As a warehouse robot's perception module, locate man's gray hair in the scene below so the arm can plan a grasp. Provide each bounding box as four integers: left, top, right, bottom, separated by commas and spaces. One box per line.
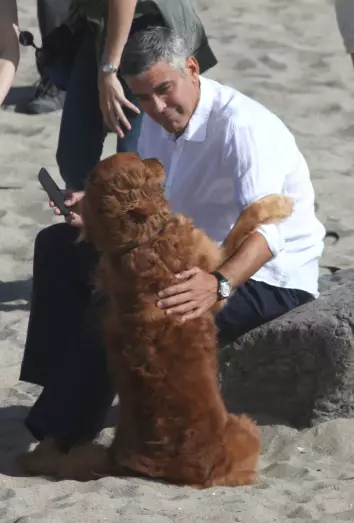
120, 26, 190, 77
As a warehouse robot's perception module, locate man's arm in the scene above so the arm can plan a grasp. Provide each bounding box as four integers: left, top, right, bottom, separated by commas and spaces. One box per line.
335, 0, 354, 66
218, 231, 272, 288
227, 114, 288, 269
157, 114, 292, 320
156, 231, 272, 322
0, 0, 19, 105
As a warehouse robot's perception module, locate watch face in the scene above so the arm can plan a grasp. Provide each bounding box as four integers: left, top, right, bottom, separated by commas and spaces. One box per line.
102, 64, 117, 73
219, 280, 232, 298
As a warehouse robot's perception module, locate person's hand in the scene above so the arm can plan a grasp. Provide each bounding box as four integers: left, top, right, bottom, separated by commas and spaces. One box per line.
98, 73, 140, 138
157, 267, 219, 322
49, 189, 85, 227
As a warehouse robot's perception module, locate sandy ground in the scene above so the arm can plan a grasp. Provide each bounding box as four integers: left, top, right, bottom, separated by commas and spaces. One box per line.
1, 0, 354, 521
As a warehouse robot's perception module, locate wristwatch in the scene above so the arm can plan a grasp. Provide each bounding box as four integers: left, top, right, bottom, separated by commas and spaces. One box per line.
101, 63, 119, 74
211, 271, 232, 301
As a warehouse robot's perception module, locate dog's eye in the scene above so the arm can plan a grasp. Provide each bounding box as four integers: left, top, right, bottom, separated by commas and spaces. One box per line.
126, 209, 146, 223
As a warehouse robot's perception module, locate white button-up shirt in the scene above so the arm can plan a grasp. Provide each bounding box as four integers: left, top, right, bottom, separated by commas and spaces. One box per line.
138, 76, 325, 297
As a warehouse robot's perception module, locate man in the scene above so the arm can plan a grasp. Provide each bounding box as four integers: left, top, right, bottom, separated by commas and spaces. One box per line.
20, 27, 325, 469
54, 0, 217, 195
335, 0, 354, 67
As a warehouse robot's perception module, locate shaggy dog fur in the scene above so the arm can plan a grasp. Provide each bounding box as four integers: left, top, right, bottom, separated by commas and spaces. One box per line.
21, 152, 293, 487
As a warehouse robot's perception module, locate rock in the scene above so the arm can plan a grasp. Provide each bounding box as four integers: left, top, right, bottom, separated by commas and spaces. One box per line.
220, 269, 354, 429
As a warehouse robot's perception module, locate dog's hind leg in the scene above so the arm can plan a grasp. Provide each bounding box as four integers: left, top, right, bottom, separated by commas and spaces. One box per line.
202, 414, 260, 488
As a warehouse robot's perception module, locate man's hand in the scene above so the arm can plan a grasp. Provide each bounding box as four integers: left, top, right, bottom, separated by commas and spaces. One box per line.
157, 267, 218, 322
98, 73, 140, 138
49, 189, 85, 228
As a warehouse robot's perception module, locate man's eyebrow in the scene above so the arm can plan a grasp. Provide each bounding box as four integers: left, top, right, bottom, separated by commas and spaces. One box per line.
155, 81, 171, 89
134, 81, 171, 98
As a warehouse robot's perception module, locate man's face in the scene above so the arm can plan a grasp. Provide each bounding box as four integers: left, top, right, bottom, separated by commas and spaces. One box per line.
126, 57, 200, 134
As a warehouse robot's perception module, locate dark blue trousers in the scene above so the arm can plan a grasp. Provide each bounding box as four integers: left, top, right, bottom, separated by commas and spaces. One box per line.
20, 223, 312, 448
56, 27, 143, 191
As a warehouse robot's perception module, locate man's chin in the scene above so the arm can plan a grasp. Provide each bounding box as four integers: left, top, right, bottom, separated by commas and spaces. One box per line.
159, 117, 185, 135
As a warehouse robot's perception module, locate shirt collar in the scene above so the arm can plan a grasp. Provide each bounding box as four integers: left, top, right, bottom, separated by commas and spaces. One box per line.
165, 76, 216, 143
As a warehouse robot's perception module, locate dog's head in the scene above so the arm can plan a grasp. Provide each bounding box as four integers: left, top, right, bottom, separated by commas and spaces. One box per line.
81, 152, 170, 252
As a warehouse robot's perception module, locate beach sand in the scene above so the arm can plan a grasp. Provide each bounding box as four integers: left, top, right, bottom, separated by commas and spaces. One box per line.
1, 0, 354, 521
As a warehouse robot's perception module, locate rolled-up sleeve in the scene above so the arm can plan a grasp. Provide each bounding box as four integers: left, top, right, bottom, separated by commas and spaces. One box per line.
225, 115, 293, 257
256, 223, 284, 257
335, 0, 354, 53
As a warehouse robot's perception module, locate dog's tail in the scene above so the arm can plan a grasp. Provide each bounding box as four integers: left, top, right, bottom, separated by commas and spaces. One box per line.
222, 194, 293, 256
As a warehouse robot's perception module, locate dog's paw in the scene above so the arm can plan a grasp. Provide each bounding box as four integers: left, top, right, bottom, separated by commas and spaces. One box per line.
248, 194, 293, 223
275, 195, 293, 219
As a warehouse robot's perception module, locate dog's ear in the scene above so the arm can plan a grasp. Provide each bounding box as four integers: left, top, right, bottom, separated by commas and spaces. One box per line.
142, 158, 165, 185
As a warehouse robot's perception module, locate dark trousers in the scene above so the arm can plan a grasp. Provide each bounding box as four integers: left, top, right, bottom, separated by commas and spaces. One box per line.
20, 223, 312, 448
56, 28, 143, 191
37, 0, 72, 39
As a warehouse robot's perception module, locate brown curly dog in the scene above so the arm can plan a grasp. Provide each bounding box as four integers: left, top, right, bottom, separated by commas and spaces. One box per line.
21, 152, 293, 486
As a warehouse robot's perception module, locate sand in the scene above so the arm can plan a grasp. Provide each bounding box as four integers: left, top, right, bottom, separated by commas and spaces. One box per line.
1, 0, 354, 521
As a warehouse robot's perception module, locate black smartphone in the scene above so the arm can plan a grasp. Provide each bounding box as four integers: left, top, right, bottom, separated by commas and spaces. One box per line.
38, 167, 71, 217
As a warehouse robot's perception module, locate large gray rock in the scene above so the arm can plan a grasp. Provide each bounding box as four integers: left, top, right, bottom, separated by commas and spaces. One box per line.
220, 269, 354, 429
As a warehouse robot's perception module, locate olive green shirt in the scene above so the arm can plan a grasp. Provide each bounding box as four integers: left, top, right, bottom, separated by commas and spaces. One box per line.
71, 0, 217, 74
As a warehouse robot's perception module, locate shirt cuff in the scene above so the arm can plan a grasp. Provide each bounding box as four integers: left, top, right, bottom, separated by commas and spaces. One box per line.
256, 223, 284, 257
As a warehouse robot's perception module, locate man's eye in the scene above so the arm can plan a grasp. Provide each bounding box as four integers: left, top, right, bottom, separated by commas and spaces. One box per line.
158, 84, 171, 94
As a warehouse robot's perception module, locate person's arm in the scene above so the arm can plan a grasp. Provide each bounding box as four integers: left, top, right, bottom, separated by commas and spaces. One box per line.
157, 115, 293, 321
335, 0, 354, 66
98, 0, 140, 137
0, 0, 19, 105
156, 230, 272, 322
217, 231, 272, 288
102, 0, 137, 68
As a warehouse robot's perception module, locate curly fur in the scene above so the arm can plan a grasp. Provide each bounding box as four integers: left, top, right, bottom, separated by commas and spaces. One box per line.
21, 152, 293, 487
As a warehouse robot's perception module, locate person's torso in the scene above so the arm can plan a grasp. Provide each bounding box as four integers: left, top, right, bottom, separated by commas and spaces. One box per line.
138, 77, 326, 296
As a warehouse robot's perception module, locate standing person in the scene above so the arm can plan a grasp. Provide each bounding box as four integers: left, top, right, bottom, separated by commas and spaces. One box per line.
54, 0, 217, 192
335, 0, 354, 67
15, 0, 71, 114
19, 27, 325, 477
0, 0, 19, 105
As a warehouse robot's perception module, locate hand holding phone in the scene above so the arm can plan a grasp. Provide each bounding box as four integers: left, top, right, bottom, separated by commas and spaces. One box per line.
38, 167, 71, 217
38, 168, 85, 227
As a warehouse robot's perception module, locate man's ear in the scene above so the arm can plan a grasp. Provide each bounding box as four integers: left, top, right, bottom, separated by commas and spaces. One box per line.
142, 158, 166, 184
186, 56, 200, 80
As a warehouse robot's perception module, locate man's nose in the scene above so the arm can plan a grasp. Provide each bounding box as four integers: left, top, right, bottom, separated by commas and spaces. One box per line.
152, 95, 166, 113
